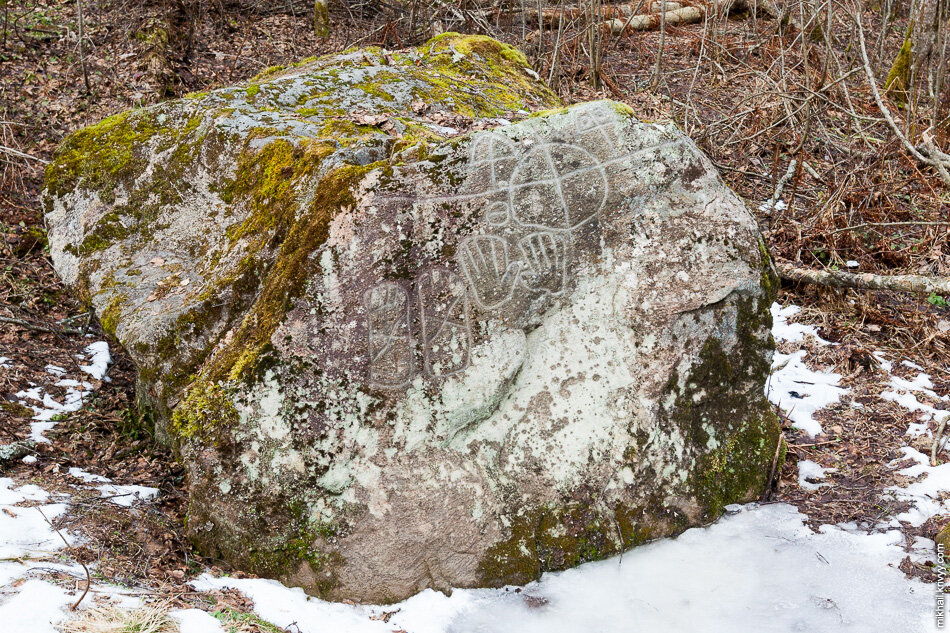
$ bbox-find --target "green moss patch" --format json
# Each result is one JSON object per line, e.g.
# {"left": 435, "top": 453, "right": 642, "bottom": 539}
{"left": 171, "top": 381, "right": 239, "bottom": 445}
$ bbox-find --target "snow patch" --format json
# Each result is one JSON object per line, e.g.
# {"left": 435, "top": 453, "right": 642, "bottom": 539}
{"left": 171, "top": 609, "right": 226, "bottom": 633}
{"left": 770, "top": 303, "right": 830, "bottom": 344}
{"left": 767, "top": 350, "right": 846, "bottom": 437}
{"left": 193, "top": 504, "right": 933, "bottom": 633}
{"left": 68, "top": 467, "right": 159, "bottom": 506}
{"left": 888, "top": 447, "right": 950, "bottom": 528}
{"left": 79, "top": 341, "right": 111, "bottom": 380}
{"left": 798, "top": 459, "right": 835, "bottom": 490}
{"left": 0, "top": 578, "right": 74, "bottom": 633}
{"left": 11, "top": 342, "right": 112, "bottom": 441}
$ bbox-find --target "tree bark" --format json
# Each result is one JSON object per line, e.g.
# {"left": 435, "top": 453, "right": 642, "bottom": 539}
{"left": 776, "top": 261, "right": 950, "bottom": 296}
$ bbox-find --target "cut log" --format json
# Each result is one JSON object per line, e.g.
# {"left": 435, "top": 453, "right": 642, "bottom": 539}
{"left": 518, "top": 0, "right": 778, "bottom": 32}
{"left": 604, "top": 6, "right": 703, "bottom": 33}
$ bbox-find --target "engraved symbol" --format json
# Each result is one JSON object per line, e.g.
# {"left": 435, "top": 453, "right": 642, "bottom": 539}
{"left": 363, "top": 282, "right": 414, "bottom": 388}
{"left": 575, "top": 106, "right": 617, "bottom": 147}
{"left": 486, "top": 200, "right": 510, "bottom": 226}
{"left": 469, "top": 133, "right": 518, "bottom": 191}
{"left": 518, "top": 231, "right": 568, "bottom": 296}
{"left": 458, "top": 235, "right": 522, "bottom": 310}
{"left": 508, "top": 142, "right": 609, "bottom": 232}
{"left": 417, "top": 267, "right": 472, "bottom": 379}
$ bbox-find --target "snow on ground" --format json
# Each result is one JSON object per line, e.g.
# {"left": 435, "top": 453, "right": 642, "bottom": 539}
{"left": 4, "top": 305, "right": 950, "bottom": 632}
{"left": 770, "top": 303, "right": 830, "bottom": 344}
{"left": 888, "top": 448, "right": 950, "bottom": 528}
{"left": 0, "top": 475, "right": 156, "bottom": 632}
{"left": 869, "top": 350, "right": 950, "bottom": 530}
{"left": 79, "top": 341, "right": 111, "bottom": 381}
{"left": 193, "top": 504, "right": 933, "bottom": 633}
{"left": 768, "top": 349, "right": 846, "bottom": 437}
{"left": 797, "top": 459, "right": 836, "bottom": 490}
{"left": 68, "top": 467, "right": 160, "bottom": 507}
{"left": 9, "top": 341, "right": 112, "bottom": 443}
{"left": 881, "top": 370, "right": 950, "bottom": 439}
{"left": 171, "top": 608, "right": 226, "bottom": 633}
{"left": 0, "top": 477, "right": 79, "bottom": 632}
{"left": 767, "top": 303, "right": 846, "bottom": 437}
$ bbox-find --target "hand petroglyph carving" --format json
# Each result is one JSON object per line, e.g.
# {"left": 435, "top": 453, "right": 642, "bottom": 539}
{"left": 417, "top": 267, "right": 472, "bottom": 378}
{"left": 361, "top": 109, "right": 630, "bottom": 389}
{"left": 458, "top": 235, "right": 521, "bottom": 310}
{"left": 517, "top": 231, "right": 568, "bottom": 296}
{"left": 363, "top": 282, "right": 414, "bottom": 388}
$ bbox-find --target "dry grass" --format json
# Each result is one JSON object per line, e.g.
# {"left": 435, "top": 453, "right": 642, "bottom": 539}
{"left": 60, "top": 602, "right": 178, "bottom": 633}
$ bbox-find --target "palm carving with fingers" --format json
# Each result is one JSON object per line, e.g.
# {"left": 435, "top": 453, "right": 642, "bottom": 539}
{"left": 458, "top": 235, "right": 522, "bottom": 310}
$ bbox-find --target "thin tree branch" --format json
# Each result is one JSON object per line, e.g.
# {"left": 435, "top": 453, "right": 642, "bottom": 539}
{"left": 0, "top": 145, "right": 48, "bottom": 164}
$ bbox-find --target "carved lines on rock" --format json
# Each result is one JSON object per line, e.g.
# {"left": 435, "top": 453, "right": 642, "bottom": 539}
{"left": 363, "top": 282, "right": 415, "bottom": 389}
{"left": 417, "top": 267, "right": 472, "bottom": 379}
{"left": 364, "top": 111, "right": 623, "bottom": 388}
{"left": 365, "top": 267, "right": 473, "bottom": 389}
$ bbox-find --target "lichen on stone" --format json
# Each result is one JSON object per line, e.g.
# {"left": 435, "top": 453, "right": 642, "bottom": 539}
{"left": 45, "top": 33, "right": 781, "bottom": 604}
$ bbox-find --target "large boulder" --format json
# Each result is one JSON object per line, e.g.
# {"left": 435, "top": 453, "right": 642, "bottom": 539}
{"left": 44, "top": 34, "right": 782, "bottom": 602}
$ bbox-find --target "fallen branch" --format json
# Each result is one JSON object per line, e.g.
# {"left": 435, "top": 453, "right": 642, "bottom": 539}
{"left": 0, "top": 315, "right": 84, "bottom": 336}
{"left": 0, "top": 144, "right": 48, "bottom": 164}
{"left": 829, "top": 220, "right": 950, "bottom": 235}
{"left": 776, "top": 262, "right": 950, "bottom": 296}
{"left": 615, "top": 0, "right": 781, "bottom": 33}
{"left": 766, "top": 159, "right": 797, "bottom": 209}
{"left": 518, "top": 0, "right": 778, "bottom": 34}
{"left": 605, "top": 5, "right": 702, "bottom": 33}
{"left": 854, "top": 10, "right": 950, "bottom": 187}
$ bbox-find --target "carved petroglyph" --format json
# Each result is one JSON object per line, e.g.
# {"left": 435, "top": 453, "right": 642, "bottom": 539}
{"left": 364, "top": 109, "right": 630, "bottom": 389}
{"left": 517, "top": 231, "right": 567, "bottom": 296}
{"left": 458, "top": 235, "right": 522, "bottom": 310}
{"left": 574, "top": 105, "right": 618, "bottom": 147}
{"left": 508, "top": 142, "right": 608, "bottom": 232}
{"left": 363, "top": 282, "right": 415, "bottom": 389}
{"left": 417, "top": 267, "right": 472, "bottom": 378}
{"left": 469, "top": 133, "right": 518, "bottom": 191}
{"left": 365, "top": 268, "right": 474, "bottom": 387}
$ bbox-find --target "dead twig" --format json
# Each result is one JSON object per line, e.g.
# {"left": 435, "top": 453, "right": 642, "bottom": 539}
{"left": 829, "top": 220, "right": 950, "bottom": 234}
{"left": 854, "top": 7, "right": 950, "bottom": 187}
{"left": 762, "top": 432, "right": 787, "bottom": 501}
{"left": 36, "top": 506, "right": 90, "bottom": 610}
{"left": 0, "top": 144, "right": 48, "bottom": 164}
{"left": 932, "top": 418, "right": 948, "bottom": 466}
{"left": 0, "top": 315, "right": 85, "bottom": 336}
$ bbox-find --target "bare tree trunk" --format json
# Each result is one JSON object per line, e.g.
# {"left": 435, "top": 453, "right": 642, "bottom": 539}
{"left": 314, "top": 0, "right": 329, "bottom": 37}
{"left": 77, "top": 0, "right": 91, "bottom": 93}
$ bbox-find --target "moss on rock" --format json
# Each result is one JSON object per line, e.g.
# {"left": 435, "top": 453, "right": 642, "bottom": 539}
{"left": 45, "top": 34, "right": 777, "bottom": 603}
{"left": 171, "top": 380, "right": 239, "bottom": 445}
